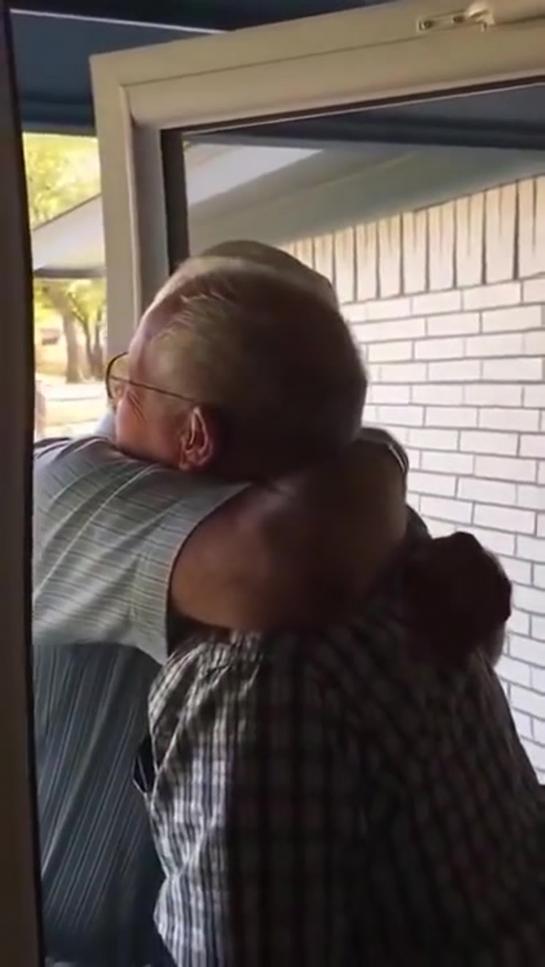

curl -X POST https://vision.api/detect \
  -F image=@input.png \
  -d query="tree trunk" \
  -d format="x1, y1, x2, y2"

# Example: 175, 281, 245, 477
91, 322, 104, 379
62, 313, 82, 383
77, 316, 104, 380
79, 317, 93, 379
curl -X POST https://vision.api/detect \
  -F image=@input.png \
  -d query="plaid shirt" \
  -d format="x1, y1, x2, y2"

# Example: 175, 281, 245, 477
148, 544, 545, 967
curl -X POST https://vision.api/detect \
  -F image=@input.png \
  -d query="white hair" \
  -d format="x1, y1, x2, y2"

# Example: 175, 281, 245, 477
140, 248, 365, 471
150, 239, 338, 312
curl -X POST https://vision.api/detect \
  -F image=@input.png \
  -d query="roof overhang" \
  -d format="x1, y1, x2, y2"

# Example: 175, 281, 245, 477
31, 140, 545, 279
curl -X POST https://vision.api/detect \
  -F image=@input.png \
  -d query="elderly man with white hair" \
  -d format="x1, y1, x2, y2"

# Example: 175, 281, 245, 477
33, 242, 537, 967
33, 244, 405, 967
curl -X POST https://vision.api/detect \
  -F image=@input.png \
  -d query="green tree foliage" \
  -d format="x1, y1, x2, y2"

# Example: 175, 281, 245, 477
24, 134, 105, 382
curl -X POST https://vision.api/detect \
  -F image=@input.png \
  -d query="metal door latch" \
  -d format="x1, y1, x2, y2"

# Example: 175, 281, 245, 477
418, 0, 545, 33
417, 9, 469, 32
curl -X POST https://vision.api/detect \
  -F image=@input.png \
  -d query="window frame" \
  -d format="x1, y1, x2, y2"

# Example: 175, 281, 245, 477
90, 0, 545, 351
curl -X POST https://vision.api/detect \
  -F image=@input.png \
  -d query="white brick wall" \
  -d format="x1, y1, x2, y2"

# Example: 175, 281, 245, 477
285, 174, 545, 777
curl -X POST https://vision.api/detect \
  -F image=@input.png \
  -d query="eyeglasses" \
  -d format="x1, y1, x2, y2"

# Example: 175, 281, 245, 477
105, 352, 199, 406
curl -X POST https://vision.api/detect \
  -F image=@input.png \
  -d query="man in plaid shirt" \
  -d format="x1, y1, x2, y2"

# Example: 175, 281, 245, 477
121, 244, 544, 965
149, 514, 544, 966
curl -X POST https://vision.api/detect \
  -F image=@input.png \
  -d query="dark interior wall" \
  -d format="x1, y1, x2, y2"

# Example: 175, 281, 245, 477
11, 0, 388, 31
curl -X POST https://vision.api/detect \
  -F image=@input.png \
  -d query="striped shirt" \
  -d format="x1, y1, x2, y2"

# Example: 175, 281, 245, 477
148, 526, 545, 966
33, 436, 245, 966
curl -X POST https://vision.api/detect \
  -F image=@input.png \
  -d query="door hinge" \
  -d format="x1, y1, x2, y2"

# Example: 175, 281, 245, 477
418, 0, 545, 33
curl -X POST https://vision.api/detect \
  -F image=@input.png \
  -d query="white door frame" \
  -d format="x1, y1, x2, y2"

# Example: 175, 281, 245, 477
91, 0, 545, 352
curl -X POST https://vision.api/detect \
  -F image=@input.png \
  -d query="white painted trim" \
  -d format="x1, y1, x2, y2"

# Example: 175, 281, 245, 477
91, 0, 545, 350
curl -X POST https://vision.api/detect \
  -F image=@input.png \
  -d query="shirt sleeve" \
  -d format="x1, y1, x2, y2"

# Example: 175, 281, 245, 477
149, 636, 361, 966
33, 438, 246, 662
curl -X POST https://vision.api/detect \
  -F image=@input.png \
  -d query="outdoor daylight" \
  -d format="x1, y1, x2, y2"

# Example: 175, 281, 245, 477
26, 133, 106, 438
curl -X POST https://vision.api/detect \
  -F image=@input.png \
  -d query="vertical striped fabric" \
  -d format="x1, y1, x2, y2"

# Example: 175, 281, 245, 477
34, 643, 166, 965
33, 436, 244, 964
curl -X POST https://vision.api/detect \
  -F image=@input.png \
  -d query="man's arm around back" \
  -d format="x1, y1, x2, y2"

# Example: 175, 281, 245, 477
171, 437, 406, 632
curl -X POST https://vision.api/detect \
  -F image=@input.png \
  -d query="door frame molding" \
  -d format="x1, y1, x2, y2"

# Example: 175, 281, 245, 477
91, 0, 545, 350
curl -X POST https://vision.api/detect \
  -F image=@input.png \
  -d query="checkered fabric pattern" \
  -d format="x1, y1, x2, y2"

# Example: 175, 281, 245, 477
148, 549, 545, 966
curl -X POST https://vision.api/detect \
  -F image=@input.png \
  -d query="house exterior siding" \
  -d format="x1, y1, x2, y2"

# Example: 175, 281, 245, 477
284, 175, 545, 778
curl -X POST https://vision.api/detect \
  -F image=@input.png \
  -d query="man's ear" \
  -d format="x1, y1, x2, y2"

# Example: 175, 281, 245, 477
177, 406, 217, 471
